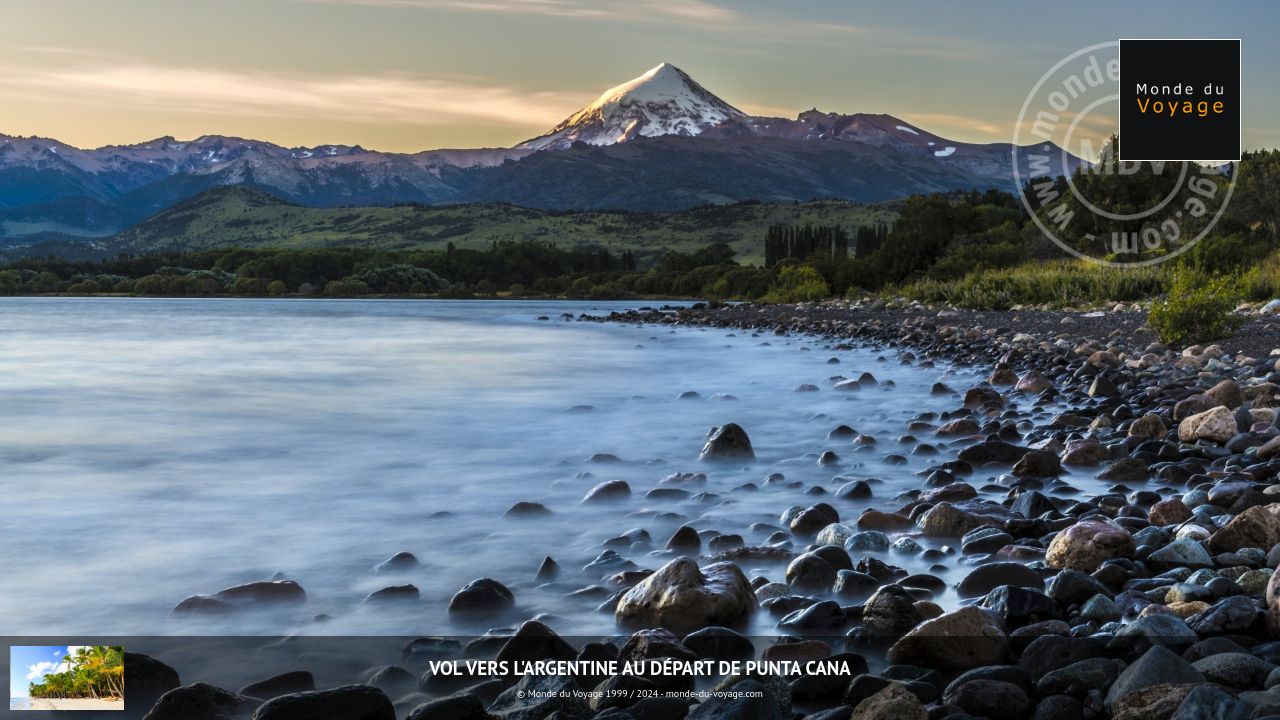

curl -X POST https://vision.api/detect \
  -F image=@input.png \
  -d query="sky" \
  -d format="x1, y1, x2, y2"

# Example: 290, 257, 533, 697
1, 0, 1277, 153
8, 646, 77, 699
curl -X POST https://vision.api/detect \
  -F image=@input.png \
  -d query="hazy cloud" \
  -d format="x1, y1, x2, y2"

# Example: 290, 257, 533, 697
0, 62, 591, 128
297, 0, 736, 22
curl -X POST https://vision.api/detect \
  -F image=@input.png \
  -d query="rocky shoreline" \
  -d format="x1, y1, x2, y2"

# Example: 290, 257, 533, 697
124, 299, 1280, 720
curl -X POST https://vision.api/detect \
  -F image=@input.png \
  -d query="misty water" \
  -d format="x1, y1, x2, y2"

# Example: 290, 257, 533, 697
0, 298, 1014, 639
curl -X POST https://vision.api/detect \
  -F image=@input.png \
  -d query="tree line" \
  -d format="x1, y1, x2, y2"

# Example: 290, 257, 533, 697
28, 646, 124, 700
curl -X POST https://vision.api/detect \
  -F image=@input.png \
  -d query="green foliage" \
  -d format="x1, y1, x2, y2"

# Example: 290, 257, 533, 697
29, 646, 124, 700
1148, 266, 1243, 345
763, 265, 831, 303
351, 264, 448, 293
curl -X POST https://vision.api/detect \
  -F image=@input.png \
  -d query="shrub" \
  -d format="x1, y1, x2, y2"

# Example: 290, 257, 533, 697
1147, 266, 1243, 345
323, 278, 370, 296
352, 264, 447, 293
267, 280, 288, 296
763, 265, 831, 304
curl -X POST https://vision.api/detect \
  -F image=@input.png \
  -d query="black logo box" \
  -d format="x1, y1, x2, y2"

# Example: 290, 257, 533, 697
1119, 39, 1241, 162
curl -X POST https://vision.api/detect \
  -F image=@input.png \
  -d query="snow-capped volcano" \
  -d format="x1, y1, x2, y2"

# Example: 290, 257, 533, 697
517, 63, 745, 151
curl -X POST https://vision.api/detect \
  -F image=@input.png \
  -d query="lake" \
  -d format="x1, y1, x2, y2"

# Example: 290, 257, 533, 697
0, 297, 986, 638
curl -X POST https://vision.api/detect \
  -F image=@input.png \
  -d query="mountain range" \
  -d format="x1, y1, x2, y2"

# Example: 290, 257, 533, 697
0, 63, 1079, 251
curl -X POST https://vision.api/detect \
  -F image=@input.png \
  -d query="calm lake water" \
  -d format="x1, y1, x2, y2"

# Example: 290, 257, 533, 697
0, 297, 994, 638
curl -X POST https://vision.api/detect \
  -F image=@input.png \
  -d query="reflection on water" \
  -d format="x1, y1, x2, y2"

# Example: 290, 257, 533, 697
0, 297, 1004, 637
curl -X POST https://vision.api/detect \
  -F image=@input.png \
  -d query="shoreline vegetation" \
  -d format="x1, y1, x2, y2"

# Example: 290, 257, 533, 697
26, 646, 125, 704
0, 146, 1275, 347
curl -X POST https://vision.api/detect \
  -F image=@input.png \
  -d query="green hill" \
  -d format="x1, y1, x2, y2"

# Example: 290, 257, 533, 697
105, 186, 895, 265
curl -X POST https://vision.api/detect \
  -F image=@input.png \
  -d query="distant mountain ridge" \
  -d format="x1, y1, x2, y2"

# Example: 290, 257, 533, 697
0, 63, 1080, 249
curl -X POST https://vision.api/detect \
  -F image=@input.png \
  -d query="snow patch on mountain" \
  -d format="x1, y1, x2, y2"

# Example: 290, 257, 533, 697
517, 63, 745, 151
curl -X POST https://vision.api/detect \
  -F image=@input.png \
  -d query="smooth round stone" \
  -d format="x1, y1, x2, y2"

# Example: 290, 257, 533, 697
891, 537, 924, 555
845, 531, 891, 552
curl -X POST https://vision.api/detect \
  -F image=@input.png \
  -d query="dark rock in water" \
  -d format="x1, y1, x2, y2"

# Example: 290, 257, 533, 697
1012, 450, 1061, 478
489, 675, 589, 720
1104, 646, 1204, 711
447, 578, 515, 616
943, 665, 1032, 697
1011, 489, 1055, 518
1168, 683, 1250, 720
1045, 520, 1135, 572
535, 556, 560, 581
621, 628, 698, 662
406, 694, 487, 720
373, 551, 419, 573
861, 585, 925, 637
666, 525, 701, 552
979, 585, 1060, 626
683, 626, 754, 661
834, 570, 879, 600
583, 480, 632, 503
943, 679, 1030, 720
887, 606, 1010, 671
699, 423, 754, 460
363, 585, 418, 604
364, 666, 415, 696
504, 501, 552, 517
252, 685, 394, 720
1089, 374, 1119, 398
125, 652, 181, 711
964, 385, 1005, 408
786, 553, 837, 592
1111, 613, 1198, 652
142, 682, 245, 720
957, 562, 1044, 598
1099, 457, 1150, 483
778, 600, 846, 632
173, 579, 307, 615
958, 439, 1027, 465
496, 620, 578, 665
589, 453, 623, 463
830, 425, 858, 439
240, 671, 316, 701
790, 503, 839, 536
615, 557, 755, 633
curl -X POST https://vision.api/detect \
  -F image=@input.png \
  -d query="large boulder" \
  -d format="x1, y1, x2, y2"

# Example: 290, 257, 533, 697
447, 578, 514, 616
143, 683, 245, 720
615, 557, 755, 633
850, 682, 926, 720
886, 606, 1010, 671
862, 585, 925, 637
1104, 646, 1204, 712
699, 424, 754, 460
1206, 505, 1280, 553
1177, 406, 1237, 444
1045, 521, 1135, 572
251, 685, 394, 720
124, 652, 181, 711
174, 581, 305, 615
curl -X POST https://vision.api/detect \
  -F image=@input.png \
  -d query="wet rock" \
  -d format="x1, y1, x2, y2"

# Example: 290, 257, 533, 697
1148, 538, 1215, 570
1061, 439, 1111, 465
373, 551, 419, 573
979, 585, 1059, 625
937, 418, 981, 435
943, 679, 1030, 720
1046, 521, 1135, 572
1079, 594, 1122, 623
1128, 413, 1168, 440
862, 585, 925, 637
1191, 652, 1273, 688
489, 675, 589, 720
1113, 613, 1199, 651
1207, 504, 1280, 553
363, 585, 418, 604
505, 502, 552, 517
251, 685, 394, 720
856, 510, 913, 531
1206, 379, 1244, 408
1169, 684, 1250, 720
125, 652, 181, 711
496, 620, 578, 665
791, 503, 840, 536
834, 570, 879, 600
683, 626, 754, 661
845, 531, 891, 552
1013, 450, 1061, 477
406, 695, 487, 720
956, 562, 1043, 598
785, 553, 837, 592
175, 580, 305, 614
1017, 635, 1106, 678
964, 385, 1005, 409
887, 606, 1009, 671
666, 525, 701, 553
849, 682, 926, 720
143, 683, 245, 720
700, 424, 754, 460
240, 672, 315, 701
615, 557, 755, 633
779, 600, 846, 632
447, 578, 514, 616
916, 502, 989, 537
583, 480, 631, 503
535, 556, 560, 581
1110, 683, 1196, 720
816, 523, 855, 547
1149, 498, 1192, 525
1189, 595, 1262, 634
1046, 568, 1113, 606
790, 653, 868, 705
1035, 657, 1122, 697
1016, 372, 1054, 394
1177, 406, 1237, 444
1104, 646, 1204, 711
957, 439, 1026, 465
